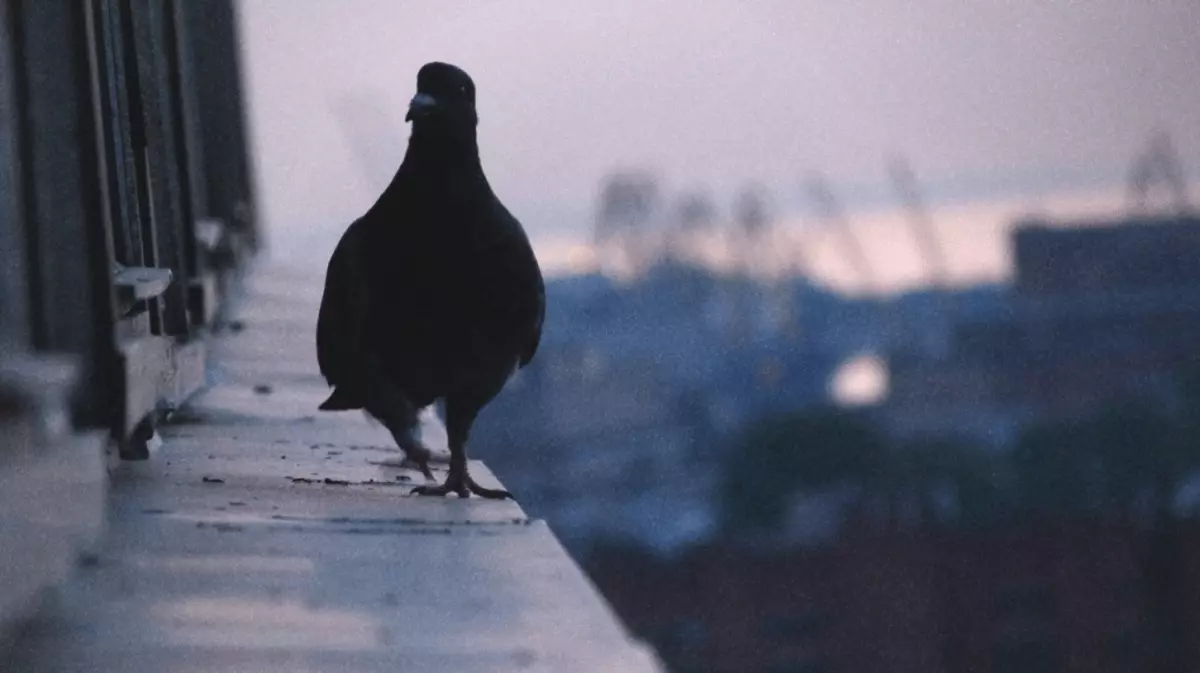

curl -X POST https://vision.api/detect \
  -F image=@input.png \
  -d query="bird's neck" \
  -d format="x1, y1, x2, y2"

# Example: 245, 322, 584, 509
401, 127, 482, 177
372, 127, 487, 216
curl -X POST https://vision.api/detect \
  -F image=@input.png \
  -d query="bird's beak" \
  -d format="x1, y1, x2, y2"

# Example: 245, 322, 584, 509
405, 92, 438, 122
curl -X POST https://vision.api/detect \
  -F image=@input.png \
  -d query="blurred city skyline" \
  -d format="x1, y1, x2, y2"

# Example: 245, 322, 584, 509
238, 0, 1200, 292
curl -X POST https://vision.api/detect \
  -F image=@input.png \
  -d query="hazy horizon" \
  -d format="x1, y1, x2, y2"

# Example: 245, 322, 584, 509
238, 1, 1200, 293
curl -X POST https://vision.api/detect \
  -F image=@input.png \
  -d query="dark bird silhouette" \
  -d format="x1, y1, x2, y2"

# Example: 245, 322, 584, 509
316, 62, 544, 499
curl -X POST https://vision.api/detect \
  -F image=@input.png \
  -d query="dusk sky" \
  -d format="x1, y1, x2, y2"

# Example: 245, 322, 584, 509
239, 1, 1199, 291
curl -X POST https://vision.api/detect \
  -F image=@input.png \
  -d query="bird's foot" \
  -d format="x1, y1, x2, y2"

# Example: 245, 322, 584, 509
462, 474, 512, 500
410, 479, 469, 498
411, 469, 512, 499
396, 443, 435, 481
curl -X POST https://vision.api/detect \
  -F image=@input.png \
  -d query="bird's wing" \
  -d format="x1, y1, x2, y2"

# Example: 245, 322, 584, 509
478, 201, 545, 369
316, 219, 370, 385
519, 275, 545, 367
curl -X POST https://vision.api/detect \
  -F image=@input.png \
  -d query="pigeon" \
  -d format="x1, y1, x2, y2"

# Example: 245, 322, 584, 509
316, 62, 544, 499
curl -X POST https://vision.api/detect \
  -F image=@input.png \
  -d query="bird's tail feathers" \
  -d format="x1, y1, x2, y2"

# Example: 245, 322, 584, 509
319, 386, 364, 411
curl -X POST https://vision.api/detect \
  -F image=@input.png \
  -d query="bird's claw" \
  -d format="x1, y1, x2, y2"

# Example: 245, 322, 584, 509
411, 482, 470, 498
464, 475, 513, 500
410, 473, 512, 500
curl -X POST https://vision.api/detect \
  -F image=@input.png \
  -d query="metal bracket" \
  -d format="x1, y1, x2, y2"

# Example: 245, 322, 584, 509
113, 264, 173, 317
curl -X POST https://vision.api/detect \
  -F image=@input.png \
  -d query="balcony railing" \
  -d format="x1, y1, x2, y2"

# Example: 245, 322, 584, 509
0, 0, 256, 630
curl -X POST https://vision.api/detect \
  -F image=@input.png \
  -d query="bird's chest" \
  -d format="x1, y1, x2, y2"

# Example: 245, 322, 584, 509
370, 188, 478, 256
366, 221, 500, 307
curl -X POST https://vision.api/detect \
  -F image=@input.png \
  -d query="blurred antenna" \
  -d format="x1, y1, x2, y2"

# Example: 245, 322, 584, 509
804, 172, 876, 292
593, 170, 662, 278
678, 189, 717, 233
664, 188, 717, 265
731, 184, 772, 274
1127, 130, 1191, 215
888, 155, 948, 287
729, 185, 794, 340
889, 155, 956, 355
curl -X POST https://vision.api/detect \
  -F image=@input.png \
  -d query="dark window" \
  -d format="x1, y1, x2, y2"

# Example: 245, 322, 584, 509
1104, 629, 1145, 668
762, 608, 828, 640
994, 581, 1055, 619
991, 636, 1061, 673
760, 661, 829, 673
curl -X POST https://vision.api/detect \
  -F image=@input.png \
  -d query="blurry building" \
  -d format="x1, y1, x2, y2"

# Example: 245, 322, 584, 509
589, 517, 1200, 673
884, 214, 1200, 445
476, 257, 1021, 552
473, 263, 854, 554
1013, 215, 1200, 295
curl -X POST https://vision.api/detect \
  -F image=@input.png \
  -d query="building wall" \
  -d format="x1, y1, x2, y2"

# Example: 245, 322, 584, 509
589, 518, 1200, 673
1014, 216, 1200, 297
885, 215, 1200, 442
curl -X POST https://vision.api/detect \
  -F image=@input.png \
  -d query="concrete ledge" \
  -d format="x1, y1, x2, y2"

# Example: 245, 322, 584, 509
2, 264, 666, 672
0, 353, 107, 637
119, 336, 208, 454
0, 430, 107, 638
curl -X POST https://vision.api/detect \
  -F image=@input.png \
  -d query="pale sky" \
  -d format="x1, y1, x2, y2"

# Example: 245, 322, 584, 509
238, 1, 1199, 291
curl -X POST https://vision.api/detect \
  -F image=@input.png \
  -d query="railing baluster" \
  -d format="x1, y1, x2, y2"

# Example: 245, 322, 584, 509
0, 0, 29, 351
9, 0, 119, 429
127, 0, 189, 337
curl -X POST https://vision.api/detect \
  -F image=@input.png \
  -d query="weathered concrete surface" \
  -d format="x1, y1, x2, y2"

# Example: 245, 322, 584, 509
2, 263, 664, 672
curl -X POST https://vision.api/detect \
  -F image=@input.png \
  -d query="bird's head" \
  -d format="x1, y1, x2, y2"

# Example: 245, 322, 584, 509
405, 62, 477, 132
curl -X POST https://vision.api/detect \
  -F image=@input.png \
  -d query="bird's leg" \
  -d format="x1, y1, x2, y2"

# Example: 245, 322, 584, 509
410, 443, 470, 498
412, 398, 511, 499
459, 445, 512, 500
362, 360, 434, 481
388, 422, 435, 482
